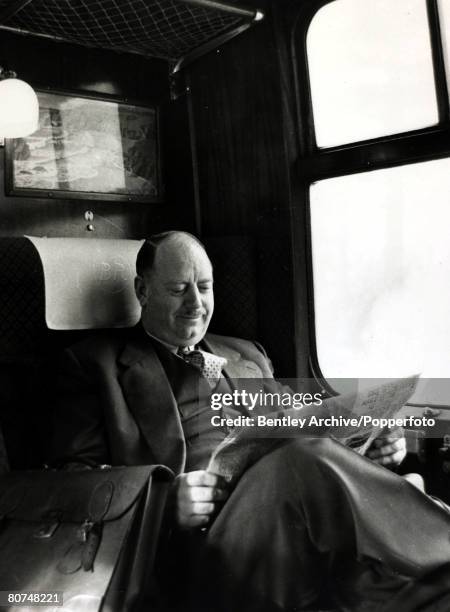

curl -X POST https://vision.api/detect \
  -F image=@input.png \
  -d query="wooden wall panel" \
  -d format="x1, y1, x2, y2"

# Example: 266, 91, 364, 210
0, 31, 195, 238
188, 13, 290, 237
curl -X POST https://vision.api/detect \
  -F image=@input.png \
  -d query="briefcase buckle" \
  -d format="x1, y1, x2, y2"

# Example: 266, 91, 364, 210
34, 510, 61, 539
34, 520, 59, 539
77, 519, 94, 543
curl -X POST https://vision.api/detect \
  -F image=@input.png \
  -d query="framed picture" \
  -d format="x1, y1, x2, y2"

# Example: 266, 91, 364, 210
5, 90, 161, 202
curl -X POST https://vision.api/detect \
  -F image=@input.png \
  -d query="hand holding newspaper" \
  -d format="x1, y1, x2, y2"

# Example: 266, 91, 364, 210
207, 376, 419, 486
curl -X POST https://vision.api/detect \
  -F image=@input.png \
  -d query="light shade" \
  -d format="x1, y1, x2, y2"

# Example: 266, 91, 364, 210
0, 78, 39, 138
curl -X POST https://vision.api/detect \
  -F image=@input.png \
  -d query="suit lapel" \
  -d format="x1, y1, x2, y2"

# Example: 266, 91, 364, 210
203, 335, 264, 379
118, 330, 186, 474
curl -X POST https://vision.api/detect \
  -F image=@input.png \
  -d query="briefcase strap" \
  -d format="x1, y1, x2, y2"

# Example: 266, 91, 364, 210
57, 479, 117, 574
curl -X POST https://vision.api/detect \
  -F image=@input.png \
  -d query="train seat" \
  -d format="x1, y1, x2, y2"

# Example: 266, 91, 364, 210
0, 236, 143, 469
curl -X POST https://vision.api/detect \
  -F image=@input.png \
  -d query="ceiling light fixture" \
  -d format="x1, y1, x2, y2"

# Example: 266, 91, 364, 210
0, 67, 39, 138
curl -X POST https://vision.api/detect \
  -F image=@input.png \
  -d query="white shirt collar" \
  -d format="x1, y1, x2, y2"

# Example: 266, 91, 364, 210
144, 329, 227, 377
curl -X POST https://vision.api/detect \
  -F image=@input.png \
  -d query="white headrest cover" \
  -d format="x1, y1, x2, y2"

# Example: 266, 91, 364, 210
27, 236, 143, 330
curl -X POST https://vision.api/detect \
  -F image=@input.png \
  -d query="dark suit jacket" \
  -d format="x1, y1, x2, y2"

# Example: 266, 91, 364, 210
53, 325, 275, 474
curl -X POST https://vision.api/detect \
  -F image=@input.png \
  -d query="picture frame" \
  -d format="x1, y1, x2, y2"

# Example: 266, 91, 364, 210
5, 89, 162, 202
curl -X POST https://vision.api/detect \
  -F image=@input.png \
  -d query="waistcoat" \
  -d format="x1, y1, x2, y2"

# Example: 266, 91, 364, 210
153, 341, 240, 471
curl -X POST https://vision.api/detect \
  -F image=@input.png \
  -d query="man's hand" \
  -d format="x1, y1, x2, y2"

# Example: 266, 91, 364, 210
365, 427, 406, 468
173, 470, 229, 529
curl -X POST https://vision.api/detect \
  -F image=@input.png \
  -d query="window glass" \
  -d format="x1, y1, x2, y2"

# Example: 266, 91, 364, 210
310, 159, 450, 396
307, 0, 438, 147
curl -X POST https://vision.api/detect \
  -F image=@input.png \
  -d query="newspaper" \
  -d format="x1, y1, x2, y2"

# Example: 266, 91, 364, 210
207, 376, 419, 485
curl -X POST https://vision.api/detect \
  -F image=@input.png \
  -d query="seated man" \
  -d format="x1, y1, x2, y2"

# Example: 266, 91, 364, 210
53, 231, 450, 611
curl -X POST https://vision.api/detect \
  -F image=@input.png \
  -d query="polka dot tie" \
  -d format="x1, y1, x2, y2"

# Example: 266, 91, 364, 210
178, 347, 227, 386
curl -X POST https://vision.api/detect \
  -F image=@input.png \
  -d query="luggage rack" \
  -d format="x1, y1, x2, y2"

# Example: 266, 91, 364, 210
0, 0, 264, 72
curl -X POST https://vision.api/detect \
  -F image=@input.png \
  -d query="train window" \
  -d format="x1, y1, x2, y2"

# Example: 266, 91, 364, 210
310, 158, 450, 383
307, 0, 437, 147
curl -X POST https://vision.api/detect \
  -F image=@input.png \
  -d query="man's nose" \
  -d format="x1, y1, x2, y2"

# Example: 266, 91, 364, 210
184, 285, 202, 309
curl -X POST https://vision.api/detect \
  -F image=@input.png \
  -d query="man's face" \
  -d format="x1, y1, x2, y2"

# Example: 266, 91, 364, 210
135, 238, 214, 347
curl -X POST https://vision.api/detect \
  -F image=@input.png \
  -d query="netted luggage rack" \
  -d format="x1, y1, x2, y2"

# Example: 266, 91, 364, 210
0, 0, 263, 71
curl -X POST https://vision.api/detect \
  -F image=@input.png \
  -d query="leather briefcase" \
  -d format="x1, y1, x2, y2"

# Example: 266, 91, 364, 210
0, 464, 173, 612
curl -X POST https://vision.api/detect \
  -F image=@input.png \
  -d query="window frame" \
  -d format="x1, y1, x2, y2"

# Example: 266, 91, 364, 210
290, 0, 450, 389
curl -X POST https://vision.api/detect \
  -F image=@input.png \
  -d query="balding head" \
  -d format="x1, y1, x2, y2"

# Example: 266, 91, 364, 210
135, 231, 214, 347
136, 231, 210, 278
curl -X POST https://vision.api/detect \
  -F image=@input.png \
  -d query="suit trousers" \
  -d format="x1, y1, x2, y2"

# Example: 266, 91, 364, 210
181, 438, 450, 612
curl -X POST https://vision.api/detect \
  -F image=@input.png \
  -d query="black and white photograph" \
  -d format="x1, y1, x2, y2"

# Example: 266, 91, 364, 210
0, 1, 450, 611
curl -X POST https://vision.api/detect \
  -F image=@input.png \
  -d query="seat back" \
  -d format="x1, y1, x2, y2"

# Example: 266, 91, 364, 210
0, 237, 142, 468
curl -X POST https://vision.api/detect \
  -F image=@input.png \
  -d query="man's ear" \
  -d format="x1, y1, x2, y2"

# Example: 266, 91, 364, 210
134, 275, 148, 307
